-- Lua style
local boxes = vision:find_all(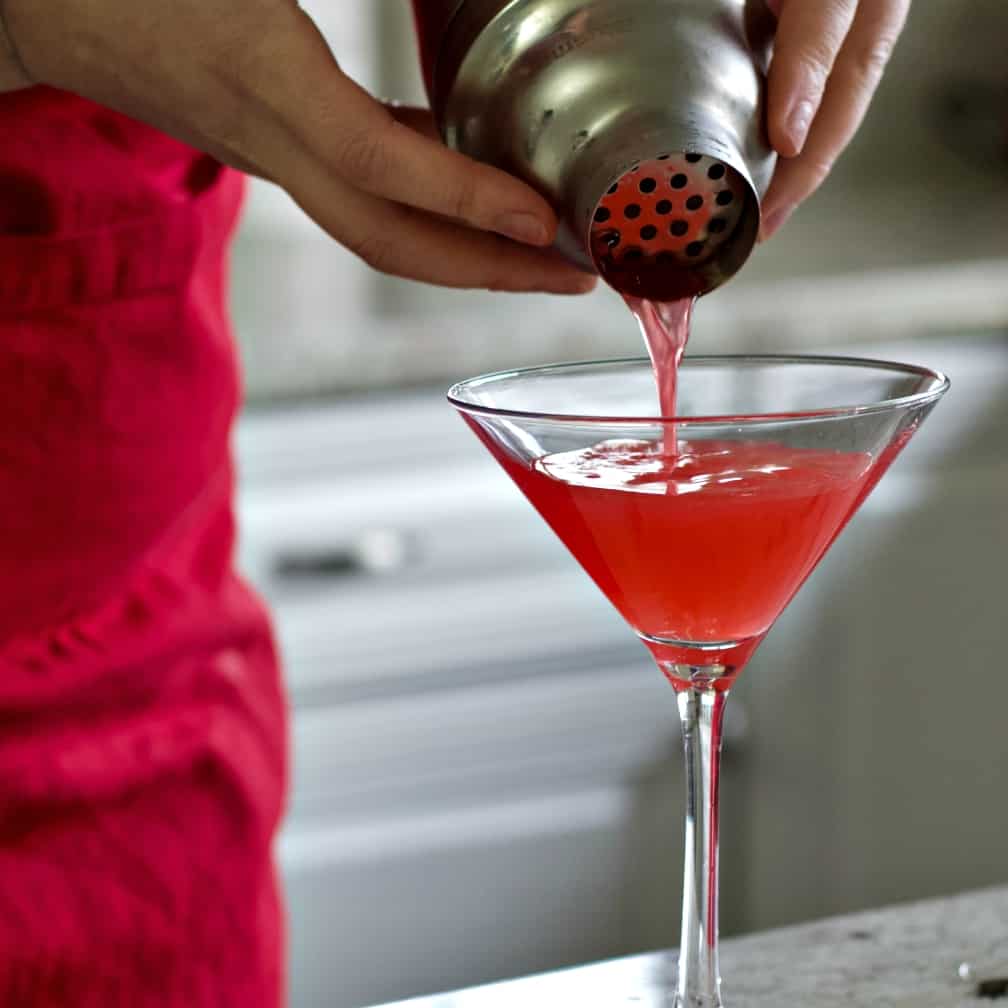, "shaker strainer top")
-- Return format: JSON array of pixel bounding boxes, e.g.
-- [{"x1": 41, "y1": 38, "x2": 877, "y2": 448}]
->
[{"x1": 590, "y1": 152, "x2": 750, "y2": 300}]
